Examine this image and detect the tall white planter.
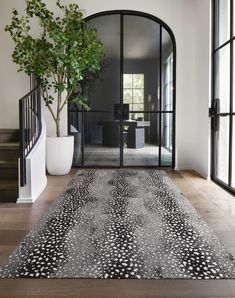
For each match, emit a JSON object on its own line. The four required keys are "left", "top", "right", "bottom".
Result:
{"left": 46, "top": 136, "right": 74, "bottom": 175}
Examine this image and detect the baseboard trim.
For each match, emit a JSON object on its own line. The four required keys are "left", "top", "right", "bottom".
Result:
{"left": 174, "top": 167, "right": 210, "bottom": 180}
{"left": 194, "top": 169, "right": 210, "bottom": 180}
{"left": 16, "top": 197, "right": 34, "bottom": 203}
{"left": 17, "top": 178, "right": 47, "bottom": 204}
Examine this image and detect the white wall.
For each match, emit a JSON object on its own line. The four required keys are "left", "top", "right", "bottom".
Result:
{"left": 18, "top": 119, "right": 47, "bottom": 203}
{"left": 192, "top": 0, "right": 211, "bottom": 179}
{"left": 0, "top": 0, "right": 67, "bottom": 137}
{"left": 0, "top": 0, "right": 211, "bottom": 177}
{"left": 0, "top": 0, "right": 29, "bottom": 129}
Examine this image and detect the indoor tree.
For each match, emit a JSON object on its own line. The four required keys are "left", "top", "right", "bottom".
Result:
{"left": 5, "top": 0, "right": 104, "bottom": 137}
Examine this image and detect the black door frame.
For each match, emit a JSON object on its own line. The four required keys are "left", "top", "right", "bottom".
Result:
{"left": 69, "top": 10, "right": 177, "bottom": 169}
{"left": 211, "top": 0, "right": 235, "bottom": 194}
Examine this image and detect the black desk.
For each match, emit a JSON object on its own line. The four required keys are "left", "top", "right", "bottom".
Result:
{"left": 97, "top": 120, "right": 150, "bottom": 148}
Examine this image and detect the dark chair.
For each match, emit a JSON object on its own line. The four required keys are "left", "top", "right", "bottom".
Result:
{"left": 102, "top": 125, "right": 127, "bottom": 147}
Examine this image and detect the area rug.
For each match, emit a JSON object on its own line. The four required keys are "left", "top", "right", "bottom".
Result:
{"left": 0, "top": 169, "right": 234, "bottom": 279}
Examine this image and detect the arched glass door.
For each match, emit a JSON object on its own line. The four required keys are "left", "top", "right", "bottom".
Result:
{"left": 69, "top": 11, "right": 176, "bottom": 168}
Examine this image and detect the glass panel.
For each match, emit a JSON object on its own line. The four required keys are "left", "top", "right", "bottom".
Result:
{"left": 212, "top": 1, "right": 232, "bottom": 192}
{"left": 123, "top": 74, "right": 132, "bottom": 88}
{"left": 234, "top": 0, "right": 235, "bottom": 37}
{"left": 232, "top": 117, "right": 235, "bottom": 188}
{"left": 123, "top": 75, "right": 144, "bottom": 111}
{"left": 214, "top": 45, "right": 230, "bottom": 113}
{"left": 87, "top": 15, "right": 120, "bottom": 111}
{"left": 84, "top": 112, "right": 120, "bottom": 166}
{"left": 129, "top": 112, "right": 144, "bottom": 120}
{"left": 68, "top": 107, "right": 82, "bottom": 166}
{"left": 162, "top": 28, "right": 174, "bottom": 112}
{"left": 215, "top": 0, "right": 230, "bottom": 47}
{"left": 123, "top": 89, "right": 132, "bottom": 104}
{"left": 234, "top": 41, "right": 235, "bottom": 112}
{"left": 133, "top": 89, "right": 144, "bottom": 103}
{"left": 123, "top": 15, "right": 161, "bottom": 166}
{"left": 215, "top": 116, "right": 229, "bottom": 183}
{"left": 161, "top": 113, "right": 173, "bottom": 166}
{"left": 123, "top": 15, "right": 160, "bottom": 113}
{"left": 123, "top": 113, "right": 159, "bottom": 166}
{"left": 132, "top": 104, "right": 144, "bottom": 111}
{"left": 133, "top": 74, "right": 144, "bottom": 88}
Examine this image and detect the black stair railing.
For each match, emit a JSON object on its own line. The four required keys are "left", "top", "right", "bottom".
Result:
{"left": 68, "top": 102, "right": 81, "bottom": 133}
{"left": 19, "top": 82, "right": 42, "bottom": 187}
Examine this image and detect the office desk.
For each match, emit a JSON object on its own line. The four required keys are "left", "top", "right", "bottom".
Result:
{"left": 97, "top": 120, "right": 150, "bottom": 148}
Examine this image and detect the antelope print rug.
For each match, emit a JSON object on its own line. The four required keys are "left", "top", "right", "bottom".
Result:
{"left": 0, "top": 169, "right": 234, "bottom": 279}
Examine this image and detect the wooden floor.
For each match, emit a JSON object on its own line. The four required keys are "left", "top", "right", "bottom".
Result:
{"left": 83, "top": 144, "right": 172, "bottom": 166}
{"left": 0, "top": 169, "right": 235, "bottom": 297}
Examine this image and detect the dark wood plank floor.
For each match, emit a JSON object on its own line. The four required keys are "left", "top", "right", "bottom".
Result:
{"left": 0, "top": 169, "right": 235, "bottom": 298}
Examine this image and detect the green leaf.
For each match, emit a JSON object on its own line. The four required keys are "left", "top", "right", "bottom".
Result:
{"left": 5, "top": 0, "right": 104, "bottom": 135}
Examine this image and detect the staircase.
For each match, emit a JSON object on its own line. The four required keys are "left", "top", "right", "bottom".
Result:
{"left": 0, "top": 129, "right": 20, "bottom": 202}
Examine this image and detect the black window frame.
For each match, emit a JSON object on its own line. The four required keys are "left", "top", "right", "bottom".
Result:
{"left": 211, "top": 0, "right": 235, "bottom": 194}
{"left": 68, "top": 10, "right": 177, "bottom": 169}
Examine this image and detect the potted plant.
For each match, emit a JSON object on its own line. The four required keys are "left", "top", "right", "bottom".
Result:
{"left": 5, "top": 0, "right": 104, "bottom": 175}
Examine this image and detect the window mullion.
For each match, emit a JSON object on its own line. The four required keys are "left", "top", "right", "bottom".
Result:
{"left": 131, "top": 74, "right": 133, "bottom": 109}
{"left": 228, "top": 0, "right": 233, "bottom": 186}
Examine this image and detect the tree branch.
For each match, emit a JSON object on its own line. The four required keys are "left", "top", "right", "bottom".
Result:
{"left": 59, "top": 89, "right": 73, "bottom": 113}
{"left": 42, "top": 88, "right": 57, "bottom": 122}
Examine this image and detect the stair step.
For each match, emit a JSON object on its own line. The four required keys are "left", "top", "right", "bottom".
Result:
{"left": 0, "top": 143, "right": 20, "bottom": 160}
{"left": 0, "top": 179, "right": 18, "bottom": 190}
{"left": 0, "top": 142, "right": 20, "bottom": 150}
{"left": 0, "top": 129, "right": 19, "bottom": 143}
{"left": 0, "top": 160, "right": 18, "bottom": 179}
{"left": 0, "top": 160, "right": 18, "bottom": 167}
{"left": 0, "top": 180, "right": 18, "bottom": 202}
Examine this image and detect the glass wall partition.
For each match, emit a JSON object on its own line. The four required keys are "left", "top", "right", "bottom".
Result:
{"left": 68, "top": 11, "right": 176, "bottom": 168}
{"left": 84, "top": 14, "right": 121, "bottom": 166}
{"left": 123, "top": 15, "right": 161, "bottom": 166}
{"left": 161, "top": 28, "right": 174, "bottom": 166}
{"left": 212, "top": 0, "right": 235, "bottom": 193}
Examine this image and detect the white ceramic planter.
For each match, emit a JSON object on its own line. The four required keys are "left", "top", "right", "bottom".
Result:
{"left": 46, "top": 136, "right": 74, "bottom": 175}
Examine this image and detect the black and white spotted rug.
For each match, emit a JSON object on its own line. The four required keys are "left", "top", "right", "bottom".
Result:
{"left": 0, "top": 169, "right": 235, "bottom": 279}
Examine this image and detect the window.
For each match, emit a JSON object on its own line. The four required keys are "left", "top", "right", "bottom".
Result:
{"left": 163, "top": 53, "right": 173, "bottom": 151}
{"left": 163, "top": 54, "right": 173, "bottom": 111}
{"left": 123, "top": 74, "right": 144, "bottom": 117}
{"left": 212, "top": 0, "right": 235, "bottom": 193}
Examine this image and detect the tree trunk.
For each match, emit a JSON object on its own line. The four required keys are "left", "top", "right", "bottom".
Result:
{"left": 56, "top": 91, "right": 62, "bottom": 137}
{"left": 56, "top": 119, "right": 61, "bottom": 137}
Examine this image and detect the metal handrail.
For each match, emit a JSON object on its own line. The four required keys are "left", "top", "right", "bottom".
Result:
{"left": 19, "top": 83, "right": 42, "bottom": 187}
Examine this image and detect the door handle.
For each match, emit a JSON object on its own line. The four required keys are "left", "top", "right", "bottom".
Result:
{"left": 209, "top": 99, "right": 220, "bottom": 131}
